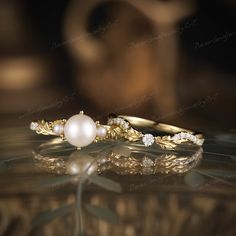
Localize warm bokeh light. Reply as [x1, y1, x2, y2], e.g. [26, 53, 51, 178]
[0, 57, 48, 90]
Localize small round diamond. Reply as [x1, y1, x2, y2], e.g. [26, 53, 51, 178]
[142, 134, 155, 147]
[30, 122, 38, 131]
[108, 119, 113, 125]
[142, 157, 154, 167]
[191, 135, 197, 143]
[119, 119, 125, 125]
[173, 134, 179, 141]
[116, 118, 122, 124]
[185, 133, 191, 139]
[122, 122, 129, 130]
[180, 132, 186, 139]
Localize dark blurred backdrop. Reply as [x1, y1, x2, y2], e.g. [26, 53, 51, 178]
[0, 0, 235, 132]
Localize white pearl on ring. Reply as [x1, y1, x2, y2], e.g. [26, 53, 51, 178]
[64, 113, 97, 148]
[96, 126, 107, 138]
[53, 124, 64, 135]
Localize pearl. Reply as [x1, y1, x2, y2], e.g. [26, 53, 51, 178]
[53, 124, 64, 135]
[64, 113, 97, 148]
[96, 126, 107, 138]
[67, 151, 97, 175]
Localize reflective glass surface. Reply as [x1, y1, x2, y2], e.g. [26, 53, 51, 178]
[0, 127, 236, 236]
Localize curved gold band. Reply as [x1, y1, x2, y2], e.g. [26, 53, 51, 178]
[108, 114, 204, 149]
[119, 115, 202, 136]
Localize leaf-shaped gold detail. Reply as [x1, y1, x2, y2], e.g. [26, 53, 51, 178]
[155, 136, 177, 150]
[106, 126, 142, 142]
[35, 120, 54, 135]
[123, 127, 143, 141]
[35, 119, 66, 136]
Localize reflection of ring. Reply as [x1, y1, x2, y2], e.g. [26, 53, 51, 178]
[33, 140, 203, 176]
[98, 146, 203, 175]
[30, 111, 204, 150]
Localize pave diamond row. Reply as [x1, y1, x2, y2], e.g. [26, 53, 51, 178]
[108, 117, 130, 129]
[172, 132, 203, 146]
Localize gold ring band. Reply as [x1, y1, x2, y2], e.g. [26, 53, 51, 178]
[114, 115, 204, 149]
[30, 111, 204, 150]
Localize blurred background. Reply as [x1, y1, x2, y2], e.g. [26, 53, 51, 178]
[0, 0, 235, 132]
[0, 1, 236, 235]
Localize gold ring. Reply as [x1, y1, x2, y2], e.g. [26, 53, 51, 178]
[112, 114, 204, 149]
[30, 111, 204, 150]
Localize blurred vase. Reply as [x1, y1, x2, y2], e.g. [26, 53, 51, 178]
[63, 0, 194, 116]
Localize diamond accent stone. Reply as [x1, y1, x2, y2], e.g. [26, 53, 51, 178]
[122, 122, 129, 129]
[116, 118, 122, 124]
[172, 132, 204, 146]
[107, 117, 129, 129]
[107, 119, 113, 125]
[142, 157, 154, 167]
[172, 134, 179, 141]
[30, 122, 38, 131]
[142, 134, 155, 147]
